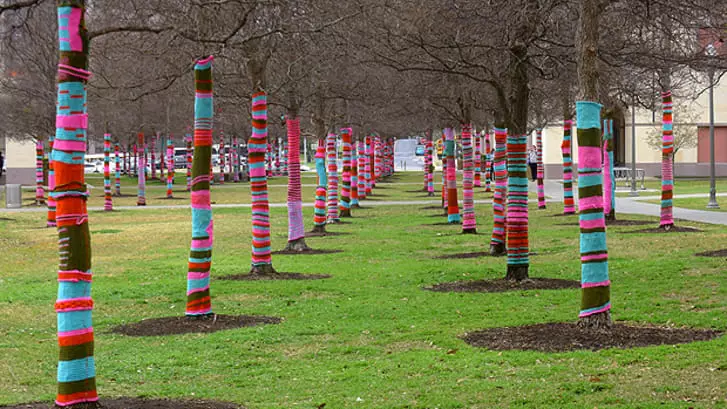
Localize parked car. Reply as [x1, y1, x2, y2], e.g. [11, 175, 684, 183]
[84, 163, 100, 174]
[415, 145, 425, 156]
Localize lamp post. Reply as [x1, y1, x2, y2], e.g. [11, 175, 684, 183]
[630, 102, 639, 197]
[706, 43, 720, 209]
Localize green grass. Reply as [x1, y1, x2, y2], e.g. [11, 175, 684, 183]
[1, 175, 726, 408]
[645, 197, 727, 212]
[616, 177, 727, 197]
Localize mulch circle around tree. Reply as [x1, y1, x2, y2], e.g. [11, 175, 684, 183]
[218, 272, 331, 281]
[305, 231, 350, 238]
[420, 206, 443, 210]
[627, 226, 703, 234]
[110, 314, 281, 337]
[0, 217, 15, 221]
[547, 213, 577, 218]
[695, 249, 727, 258]
[155, 196, 187, 200]
[427, 222, 462, 226]
[425, 278, 580, 293]
[405, 189, 425, 193]
[461, 322, 723, 352]
[111, 193, 138, 198]
[0, 398, 245, 408]
[271, 249, 343, 255]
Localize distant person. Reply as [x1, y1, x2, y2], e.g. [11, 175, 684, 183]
[528, 146, 537, 181]
[0, 150, 4, 177]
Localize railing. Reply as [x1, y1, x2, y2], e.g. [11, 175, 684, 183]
[613, 167, 646, 190]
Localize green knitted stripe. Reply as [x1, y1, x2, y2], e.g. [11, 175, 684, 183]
[581, 285, 610, 311]
[59, 343, 94, 362]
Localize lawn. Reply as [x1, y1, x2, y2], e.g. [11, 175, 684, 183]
[615, 177, 727, 197]
[645, 197, 727, 212]
[0, 175, 725, 408]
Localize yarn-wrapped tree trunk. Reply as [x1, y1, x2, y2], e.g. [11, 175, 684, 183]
[444, 128, 461, 224]
[266, 143, 273, 177]
[441, 137, 448, 211]
[484, 131, 492, 192]
[461, 124, 477, 233]
[536, 128, 546, 209]
[576, 100, 611, 328]
[35, 141, 45, 205]
[351, 139, 360, 208]
[339, 128, 353, 217]
[103, 133, 112, 211]
[660, 91, 674, 229]
[137, 133, 146, 206]
[284, 113, 310, 251]
[186, 56, 215, 317]
[474, 135, 482, 188]
[185, 133, 192, 191]
[150, 133, 157, 180]
[52, 1, 98, 405]
[248, 91, 276, 275]
[312, 140, 328, 233]
[218, 136, 225, 184]
[561, 118, 576, 214]
[326, 132, 340, 223]
[505, 134, 530, 280]
[365, 135, 374, 193]
[166, 137, 174, 198]
[603, 119, 616, 221]
[357, 141, 367, 200]
[132, 144, 137, 176]
[113, 142, 121, 196]
[47, 135, 57, 227]
[374, 136, 382, 184]
[426, 139, 434, 196]
[489, 126, 508, 256]
[233, 137, 240, 183]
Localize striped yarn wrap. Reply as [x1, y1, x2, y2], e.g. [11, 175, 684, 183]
[286, 117, 305, 242]
[326, 132, 340, 222]
[484, 131, 492, 192]
[266, 143, 273, 177]
[186, 55, 215, 316]
[506, 134, 529, 271]
[374, 136, 382, 183]
[114, 142, 121, 196]
[314, 140, 327, 227]
[166, 138, 174, 198]
[53, 2, 97, 405]
[249, 92, 273, 266]
[536, 128, 546, 209]
[218, 136, 225, 184]
[273, 139, 280, 176]
[474, 135, 482, 187]
[339, 128, 352, 216]
[422, 138, 429, 190]
[351, 139, 359, 207]
[603, 119, 615, 218]
[150, 133, 157, 180]
[103, 133, 112, 211]
[660, 91, 674, 227]
[426, 139, 434, 194]
[461, 125, 476, 232]
[357, 141, 367, 200]
[490, 127, 508, 247]
[441, 151, 448, 209]
[233, 137, 240, 182]
[444, 128, 461, 224]
[36, 141, 45, 205]
[185, 133, 192, 191]
[47, 135, 57, 227]
[562, 119, 576, 214]
[137, 133, 146, 206]
[132, 144, 137, 176]
[281, 141, 288, 175]
[365, 136, 373, 192]
[576, 101, 610, 319]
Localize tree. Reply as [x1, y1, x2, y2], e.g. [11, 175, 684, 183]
[643, 101, 699, 171]
[52, 0, 98, 406]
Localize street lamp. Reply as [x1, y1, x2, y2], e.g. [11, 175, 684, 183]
[706, 43, 720, 209]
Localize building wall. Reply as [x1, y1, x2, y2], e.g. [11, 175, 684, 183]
[5, 138, 36, 185]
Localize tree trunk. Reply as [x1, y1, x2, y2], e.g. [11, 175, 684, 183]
[103, 133, 112, 210]
[660, 90, 674, 229]
[474, 134, 482, 188]
[461, 124, 477, 233]
[505, 134, 529, 280]
[185, 133, 193, 191]
[326, 131, 340, 223]
[53, 1, 99, 405]
[186, 56, 215, 317]
[444, 128, 461, 224]
[490, 125, 508, 256]
[313, 139, 327, 233]
[562, 114, 576, 215]
[536, 128, 546, 209]
[426, 138, 434, 196]
[339, 128, 353, 217]
[604, 119, 616, 221]
[47, 134, 56, 226]
[114, 142, 121, 196]
[166, 138, 174, 198]
[484, 131, 492, 192]
[358, 141, 368, 199]
[284, 109, 310, 252]
[35, 141, 45, 206]
[137, 133, 146, 206]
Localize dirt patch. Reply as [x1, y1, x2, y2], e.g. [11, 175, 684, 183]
[272, 249, 343, 255]
[305, 231, 350, 238]
[461, 322, 722, 352]
[434, 251, 492, 259]
[154, 196, 187, 200]
[695, 249, 727, 258]
[0, 217, 15, 221]
[0, 398, 244, 409]
[218, 272, 331, 281]
[628, 226, 703, 234]
[426, 278, 579, 293]
[110, 314, 281, 337]
[606, 219, 653, 226]
[547, 213, 577, 218]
